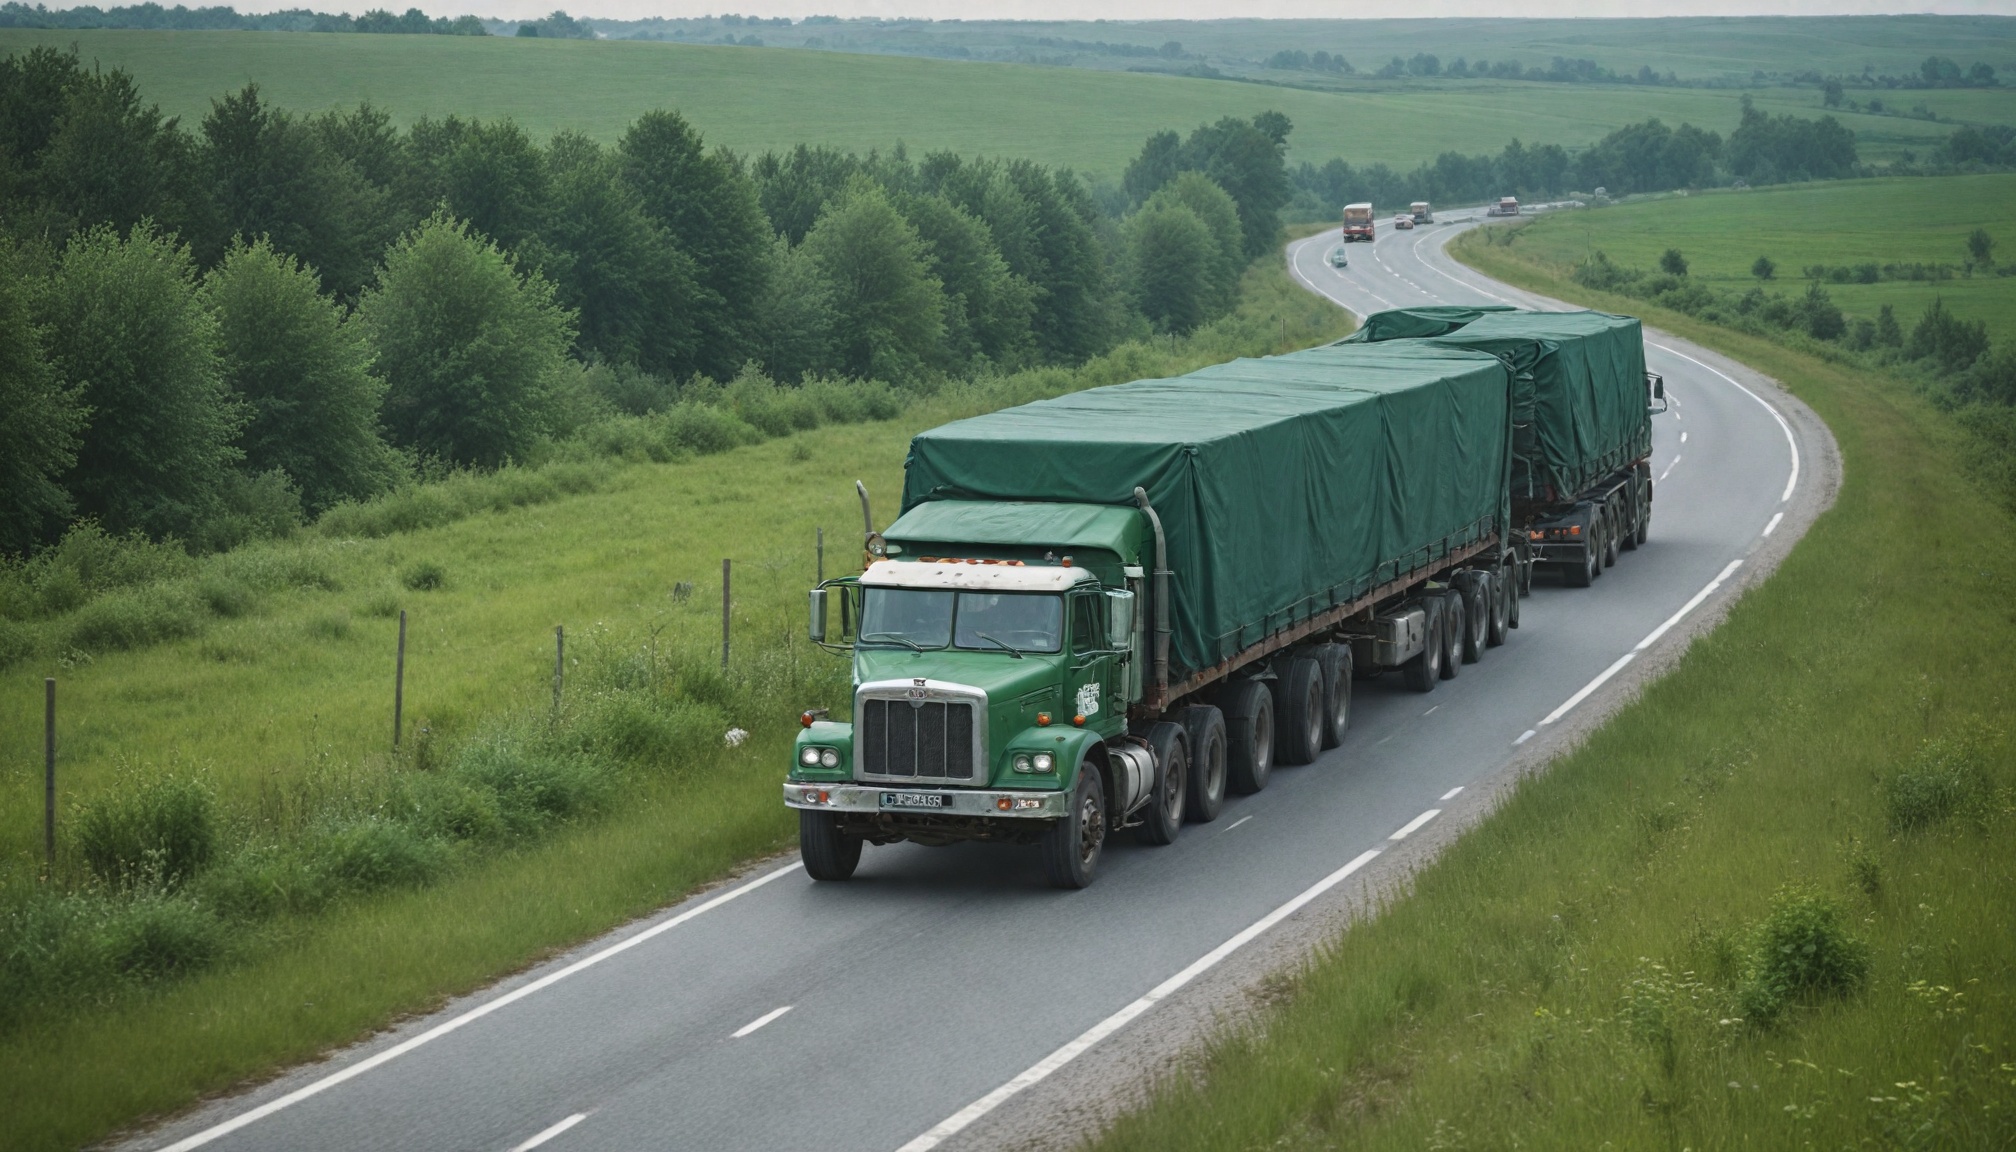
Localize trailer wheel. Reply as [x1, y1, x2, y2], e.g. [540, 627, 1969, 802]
[1486, 567, 1510, 648]
[800, 810, 863, 882]
[1566, 534, 1597, 587]
[1225, 679, 1275, 794]
[1636, 477, 1652, 547]
[1316, 643, 1352, 749]
[1507, 559, 1523, 629]
[1043, 760, 1106, 889]
[1275, 656, 1325, 767]
[1182, 705, 1228, 822]
[1403, 602, 1443, 692]
[1136, 723, 1187, 846]
[1602, 507, 1621, 568]
[1439, 591, 1464, 680]
[1457, 574, 1487, 664]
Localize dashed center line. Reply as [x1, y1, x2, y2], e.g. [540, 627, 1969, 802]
[731, 1005, 794, 1038]
[510, 1113, 587, 1152]
[1224, 815, 1253, 832]
[1660, 455, 1681, 482]
[1763, 511, 1784, 537]
[1514, 729, 1536, 745]
[1439, 786, 1465, 801]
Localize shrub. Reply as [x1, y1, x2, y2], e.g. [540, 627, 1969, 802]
[579, 693, 729, 769]
[1885, 730, 1993, 831]
[196, 575, 257, 618]
[656, 403, 759, 456]
[104, 892, 223, 979]
[452, 730, 612, 833]
[307, 819, 449, 893]
[0, 619, 32, 669]
[400, 560, 447, 591]
[74, 771, 218, 889]
[65, 586, 203, 653]
[1736, 886, 1870, 1025]
[403, 774, 507, 843]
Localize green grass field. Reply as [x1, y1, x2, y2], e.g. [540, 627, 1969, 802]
[0, 250, 1352, 1152]
[0, 29, 1999, 174]
[1084, 211, 2016, 1152]
[1517, 174, 2016, 344]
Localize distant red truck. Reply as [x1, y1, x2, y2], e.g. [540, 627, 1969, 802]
[1342, 202, 1376, 241]
[1487, 196, 1521, 217]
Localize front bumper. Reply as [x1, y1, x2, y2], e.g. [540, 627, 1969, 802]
[783, 782, 1068, 819]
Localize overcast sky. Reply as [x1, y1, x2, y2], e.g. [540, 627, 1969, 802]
[211, 1, 2016, 19]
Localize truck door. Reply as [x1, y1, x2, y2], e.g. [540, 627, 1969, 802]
[1067, 591, 1112, 729]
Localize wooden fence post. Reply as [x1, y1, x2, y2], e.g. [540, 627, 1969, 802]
[553, 625, 565, 711]
[44, 678, 55, 878]
[721, 558, 732, 671]
[393, 609, 407, 749]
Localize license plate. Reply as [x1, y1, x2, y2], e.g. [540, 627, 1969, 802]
[881, 791, 949, 810]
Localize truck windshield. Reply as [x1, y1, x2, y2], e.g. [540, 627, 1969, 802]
[858, 588, 1063, 653]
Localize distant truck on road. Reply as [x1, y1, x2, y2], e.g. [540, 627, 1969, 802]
[1410, 201, 1433, 223]
[788, 308, 1664, 888]
[1487, 196, 1521, 217]
[1341, 202, 1375, 241]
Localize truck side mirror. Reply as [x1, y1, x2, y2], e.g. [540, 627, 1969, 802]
[808, 588, 828, 642]
[1107, 589, 1135, 650]
[1651, 373, 1665, 400]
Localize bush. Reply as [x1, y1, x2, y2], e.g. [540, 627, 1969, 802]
[400, 560, 447, 591]
[0, 619, 32, 669]
[1885, 729, 1994, 831]
[579, 693, 729, 769]
[65, 586, 202, 653]
[451, 730, 612, 833]
[104, 892, 223, 979]
[74, 770, 218, 889]
[306, 818, 448, 893]
[1736, 886, 1870, 1025]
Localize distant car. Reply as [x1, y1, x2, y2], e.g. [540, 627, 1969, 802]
[1393, 214, 1415, 230]
[1330, 247, 1349, 268]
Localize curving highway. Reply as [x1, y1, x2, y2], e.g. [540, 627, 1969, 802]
[127, 212, 1832, 1152]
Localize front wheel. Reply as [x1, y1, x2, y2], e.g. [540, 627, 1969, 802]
[800, 810, 862, 881]
[1043, 761, 1107, 889]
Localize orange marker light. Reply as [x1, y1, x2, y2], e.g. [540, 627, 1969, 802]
[800, 712, 815, 728]
[1072, 714, 1086, 727]
[996, 797, 1013, 811]
[1036, 713, 1052, 727]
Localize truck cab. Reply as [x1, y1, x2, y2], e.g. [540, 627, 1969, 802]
[788, 500, 1180, 888]
[1342, 202, 1375, 242]
[1410, 201, 1433, 224]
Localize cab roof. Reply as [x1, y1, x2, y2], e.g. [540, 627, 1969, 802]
[860, 558, 1096, 593]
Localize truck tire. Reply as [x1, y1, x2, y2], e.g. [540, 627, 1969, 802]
[1182, 705, 1228, 823]
[1507, 559, 1523, 629]
[1402, 602, 1443, 693]
[1225, 679, 1275, 794]
[1136, 723, 1187, 846]
[1316, 643, 1352, 749]
[1486, 566, 1510, 648]
[1275, 655, 1325, 767]
[1603, 506, 1621, 568]
[1636, 477, 1652, 546]
[1457, 573, 1487, 664]
[1043, 760, 1106, 889]
[800, 810, 863, 881]
[1439, 590, 1464, 680]
[1566, 538, 1597, 588]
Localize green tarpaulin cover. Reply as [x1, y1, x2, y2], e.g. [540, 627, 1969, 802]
[901, 342, 1510, 681]
[1339, 305, 1514, 342]
[1348, 308, 1649, 501]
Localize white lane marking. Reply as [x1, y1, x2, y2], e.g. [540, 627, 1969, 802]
[1763, 512, 1784, 537]
[1634, 558, 1743, 653]
[1680, 431, 1688, 443]
[731, 1005, 794, 1038]
[158, 862, 807, 1152]
[1659, 456, 1681, 482]
[1371, 243, 1431, 297]
[1439, 786, 1465, 800]
[1389, 809, 1442, 840]
[1539, 652, 1635, 727]
[510, 1113, 587, 1152]
[1423, 705, 1439, 716]
[1648, 342, 1799, 503]
[895, 848, 1385, 1151]
[1224, 815, 1253, 831]
[1288, 234, 1392, 312]
[1412, 227, 1514, 303]
[1514, 729, 1536, 745]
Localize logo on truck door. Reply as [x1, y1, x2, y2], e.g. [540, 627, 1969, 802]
[1075, 681, 1101, 717]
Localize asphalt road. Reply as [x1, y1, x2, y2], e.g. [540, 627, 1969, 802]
[134, 213, 1814, 1152]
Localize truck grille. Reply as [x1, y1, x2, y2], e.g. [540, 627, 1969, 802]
[859, 698, 976, 781]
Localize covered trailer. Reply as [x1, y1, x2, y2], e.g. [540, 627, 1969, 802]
[1346, 306, 1662, 585]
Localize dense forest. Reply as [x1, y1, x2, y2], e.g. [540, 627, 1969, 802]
[0, 45, 1289, 557]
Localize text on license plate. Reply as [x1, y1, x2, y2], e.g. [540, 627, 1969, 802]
[881, 791, 949, 810]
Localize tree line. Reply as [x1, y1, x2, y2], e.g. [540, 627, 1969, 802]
[0, 46, 1289, 556]
[1290, 98, 1862, 216]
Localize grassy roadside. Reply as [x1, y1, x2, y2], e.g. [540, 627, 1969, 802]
[0, 241, 1353, 1152]
[1088, 236, 2015, 1150]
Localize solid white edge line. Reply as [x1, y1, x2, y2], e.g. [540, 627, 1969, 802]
[1388, 809, 1442, 841]
[510, 1113, 588, 1152]
[731, 1005, 795, 1039]
[1225, 815, 1253, 831]
[1440, 786, 1465, 800]
[1413, 226, 1513, 304]
[1539, 652, 1635, 727]
[1763, 511, 1784, 537]
[1514, 729, 1536, 745]
[157, 862, 806, 1152]
[894, 848, 1385, 1152]
[1634, 558, 1743, 653]
[1647, 342, 1799, 502]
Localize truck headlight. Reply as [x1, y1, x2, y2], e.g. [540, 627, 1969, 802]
[1013, 754, 1033, 773]
[819, 748, 840, 769]
[1032, 752, 1055, 772]
[800, 747, 821, 766]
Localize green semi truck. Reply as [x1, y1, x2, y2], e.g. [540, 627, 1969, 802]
[786, 307, 1665, 888]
